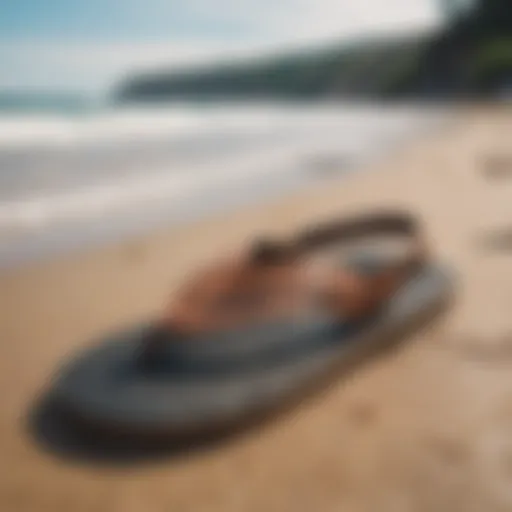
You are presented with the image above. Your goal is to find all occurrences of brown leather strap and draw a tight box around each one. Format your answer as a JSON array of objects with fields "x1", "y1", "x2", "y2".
[{"x1": 294, "y1": 210, "x2": 421, "y2": 253}]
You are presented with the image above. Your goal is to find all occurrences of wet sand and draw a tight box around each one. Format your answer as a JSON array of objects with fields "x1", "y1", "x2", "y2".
[{"x1": 1, "y1": 106, "x2": 512, "y2": 512}]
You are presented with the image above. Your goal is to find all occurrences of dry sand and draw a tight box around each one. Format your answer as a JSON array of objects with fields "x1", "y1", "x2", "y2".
[{"x1": 1, "y1": 106, "x2": 512, "y2": 512}]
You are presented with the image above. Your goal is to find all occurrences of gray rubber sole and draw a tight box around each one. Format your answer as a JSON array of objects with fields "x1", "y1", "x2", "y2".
[{"x1": 50, "y1": 258, "x2": 454, "y2": 441}]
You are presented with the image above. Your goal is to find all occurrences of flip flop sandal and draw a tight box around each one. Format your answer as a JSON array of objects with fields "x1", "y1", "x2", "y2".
[{"x1": 48, "y1": 211, "x2": 455, "y2": 441}]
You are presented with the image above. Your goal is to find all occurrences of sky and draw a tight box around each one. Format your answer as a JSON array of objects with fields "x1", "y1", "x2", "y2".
[{"x1": 0, "y1": 0, "x2": 443, "y2": 93}]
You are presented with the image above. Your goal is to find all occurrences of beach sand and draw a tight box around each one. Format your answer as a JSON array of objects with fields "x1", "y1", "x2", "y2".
[{"x1": 1, "y1": 106, "x2": 512, "y2": 512}]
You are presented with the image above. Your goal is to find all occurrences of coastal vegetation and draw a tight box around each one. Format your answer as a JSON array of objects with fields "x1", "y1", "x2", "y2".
[{"x1": 113, "y1": 0, "x2": 512, "y2": 102}]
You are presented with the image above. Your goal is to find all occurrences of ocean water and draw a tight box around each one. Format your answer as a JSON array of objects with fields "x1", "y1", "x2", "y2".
[{"x1": 0, "y1": 102, "x2": 448, "y2": 269}]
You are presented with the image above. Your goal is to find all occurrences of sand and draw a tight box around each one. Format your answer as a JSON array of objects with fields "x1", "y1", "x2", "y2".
[{"x1": 1, "y1": 106, "x2": 512, "y2": 512}]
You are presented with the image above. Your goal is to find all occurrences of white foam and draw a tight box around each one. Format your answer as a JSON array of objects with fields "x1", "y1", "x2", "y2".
[
  {"x1": 0, "y1": 103, "x2": 449, "y2": 266},
  {"x1": 0, "y1": 103, "x2": 443, "y2": 148},
  {"x1": 0, "y1": 141, "x2": 310, "y2": 229}
]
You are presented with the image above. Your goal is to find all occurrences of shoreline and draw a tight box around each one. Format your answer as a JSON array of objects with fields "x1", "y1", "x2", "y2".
[{"x1": 0, "y1": 105, "x2": 453, "y2": 271}]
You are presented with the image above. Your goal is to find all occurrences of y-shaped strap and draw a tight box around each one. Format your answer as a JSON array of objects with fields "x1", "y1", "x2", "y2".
[{"x1": 295, "y1": 209, "x2": 421, "y2": 253}]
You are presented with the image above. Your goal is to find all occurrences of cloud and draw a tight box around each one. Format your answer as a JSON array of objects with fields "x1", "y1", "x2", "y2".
[
  {"x1": 290, "y1": 0, "x2": 441, "y2": 41},
  {"x1": 0, "y1": 40, "x2": 290, "y2": 93}
]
